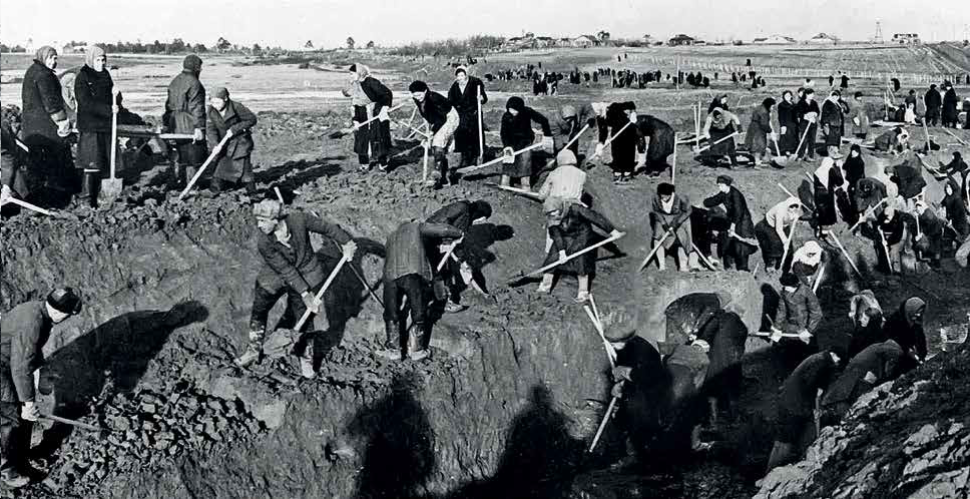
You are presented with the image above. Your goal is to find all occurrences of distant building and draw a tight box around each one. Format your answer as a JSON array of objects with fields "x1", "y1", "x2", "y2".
[
  {"x1": 61, "y1": 44, "x2": 87, "y2": 54},
  {"x1": 892, "y1": 33, "x2": 920, "y2": 45},
  {"x1": 668, "y1": 34, "x2": 696, "y2": 46},
  {"x1": 572, "y1": 35, "x2": 599, "y2": 48},
  {"x1": 752, "y1": 35, "x2": 797, "y2": 45},
  {"x1": 807, "y1": 32, "x2": 839, "y2": 44},
  {"x1": 535, "y1": 36, "x2": 555, "y2": 48},
  {"x1": 642, "y1": 35, "x2": 658, "y2": 45}
]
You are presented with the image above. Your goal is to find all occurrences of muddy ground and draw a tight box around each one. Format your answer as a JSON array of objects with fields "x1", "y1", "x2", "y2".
[{"x1": 2, "y1": 47, "x2": 970, "y2": 498}]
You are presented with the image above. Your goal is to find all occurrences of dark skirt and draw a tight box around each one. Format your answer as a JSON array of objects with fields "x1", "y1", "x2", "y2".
[
  {"x1": 454, "y1": 110, "x2": 483, "y2": 156},
  {"x1": 175, "y1": 141, "x2": 207, "y2": 166},
  {"x1": 352, "y1": 105, "x2": 392, "y2": 160},
  {"x1": 755, "y1": 219, "x2": 785, "y2": 261},
  {"x1": 709, "y1": 127, "x2": 737, "y2": 156},
  {"x1": 610, "y1": 131, "x2": 638, "y2": 174},
  {"x1": 214, "y1": 156, "x2": 253, "y2": 183},
  {"x1": 542, "y1": 231, "x2": 596, "y2": 275},
  {"x1": 76, "y1": 131, "x2": 110, "y2": 173},
  {"x1": 814, "y1": 185, "x2": 838, "y2": 226},
  {"x1": 824, "y1": 126, "x2": 842, "y2": 146},
  {"x1": 779, "y1": 122, "x2": 799, "y2": 154},
  {"x1": 502, "y1": 147, "x2": 533, "y2": 178}
]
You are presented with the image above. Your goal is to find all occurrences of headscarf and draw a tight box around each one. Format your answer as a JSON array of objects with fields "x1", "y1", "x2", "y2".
[
  {"x1": 794, "y1": 241, "x2": 823, "y2": 267},
  {"x1": 903, "y1": 297, "x2": 926, "y2": 326},
  {"x1": 762, "y1": 97, "x2": 776, "y2": 110},
  {"x1": 84, "y1": 45, "x2": 106, "y2": 70},
  {"x1": 34, "y1": 45, "x2": 57, "y2": 65},
  {"x1": 355, "y1": 64, "x2": 370, "y2": 80},
  {"x1": 556, "y1": 149, "x2": 577, "y2": 167},
  {"x1": 506, "y1": 96, "x2": 525, "y2": 113}
]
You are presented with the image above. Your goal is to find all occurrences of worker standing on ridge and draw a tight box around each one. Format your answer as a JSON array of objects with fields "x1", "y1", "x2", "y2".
[
  {"x1": 447, "y1": 66, "x2": 488, "y2": 168},
  {"x1": 235, "y1": 199, "x2": 357, "y2": 379},
  {"x1": 426, "y1": 199, "x2": 493, "y2": 312},
  {"x1": 820, "y1": 90, "x2": 845, "y2": 149},
  {"x1": 701, "y1": 175, "x2": 757, "y2": 272},
  {"x1": 163, "y1": 54, "x2": 207, "y2": 189},
  {"x1": 2, "y1": 288, "x2": 83, "y2": 489},
  {"x1": 409, "y1": 80, "x2": 460, "y2": 189},
  {"x1": 379, "y1": 219, "x2": 465, "y2": 361},
  {"x1": 346, "y1": 64, "x2": 393, "y2": 173},
  {"x1": 73, "y1": 44, "x2": 115, "y2": 208},
  {"x1": 205, "y1": 87, "x2": 257, "y2": 194},
  {"x1": 499, "y1": 96, "x2": 553, "y2": 191},
  {"x1": 21, "y1": 45, "x2": 73, "y2": 207}
]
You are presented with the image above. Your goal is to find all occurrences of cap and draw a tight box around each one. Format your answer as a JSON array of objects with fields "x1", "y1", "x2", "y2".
[
  {"x1": 47, "y1": 287, "x2": 82, "y2": 315},
  {"x1": 213, "y1": 87, "x2": 229, "y2": 100},
  {"x1": 716, "y1": 175, "x2": 733, "y2": 186}
]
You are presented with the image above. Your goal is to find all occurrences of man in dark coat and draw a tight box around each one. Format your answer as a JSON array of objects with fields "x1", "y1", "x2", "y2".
[
  {"x1": 778, "y1": 91, "x2": 799, "y2": 156},
  {"x1": 537, "y1": 203, "x2": 623, "y2": 303},
  {"x1": 205, "y1": 87, "x2": 257, "y2": 193},
  {"x1": 821, "y1": 339, "x2": 903, "y2": 425},
  {"x1": 380, "y1": 220, "x2": 464, "y2": 361},
  {"x1": 772, "y1": 272, "x2": 823, "y2": 368},
  {"x1": 941, "y1": 83, "x2": 959, "y2": 128},
  {"x1": 21, "y1": 46, "x2": 73, "y2": 206},
  {"x1": 163, "y1": 54, "x2": 207, "y2": 188},
  {"x1": 426, "y1": 200, "x2": 492, "y2": 312},
  {"x1": 882, "y1": 297, "x2": 927, "y2": 369},
  {"x1": 696, "y1": 306, "x2": 748, "y2": 422},
  {"x1": 73, "y1": 45, "x2": 114, "y2": 207},
  {"x1": 410, "y1": 80, "x2": 459, "y2": 189},
  {"x1": 795, "y1": 89, "x2": 820, "y2": 160},
  {"x1": 448, "y1": 67, "x2": 488, "y2": 168},
  {"x1": 924, "y1": 85, "x2": 942, "y2": 127},
  {"x1": 635, "y1": 114, "x2": 675, "y2": 176},
  {"x1": 820, "y1": 91, "x2": 845, "y2": 147},
  {"x1": 604, "y1": 310, "x2": 667, "y2": 462},
  {"x1": 1, "y1": 288, "x2": 82, "y2": 489},
  {"x1": 890, "y1": 153, "x2": 927, "y2": 202},
  {"x1": 702, "y1": 175, "x2": 757, "y2": 271},
  {"x1": 347, "y1": 64, "x2": 393, "y2": 172},
  {"x1": 236, "y1": 200, "x2": 357, "y2": 378},
  {"x1": 766, "y1": 348, "x2": 845, "y2": 473},
  {"x1": 500, "y1": 96, "x2": 552, "y2": 190},
  {"x1": 745, "y1": 98, "x2": 776, "y2": 165}
]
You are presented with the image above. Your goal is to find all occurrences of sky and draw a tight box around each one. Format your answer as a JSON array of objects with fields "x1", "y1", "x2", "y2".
[{"x1": 1, "y1": 0, "x2": 968, "y2": 50}]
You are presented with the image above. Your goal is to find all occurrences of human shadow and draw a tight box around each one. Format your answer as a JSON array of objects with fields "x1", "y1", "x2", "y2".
[
  {"x1": 254, "y1": 157, "x2": 344, "y2": 190},
  {"x1": 347, "y1": 372, "x2": 436, "y2": 499},
  {"x1": 448, "y1": 384, "x2": 584, "y2": 499},
  {"x1": 760, "y1": 283, "x2": 781, "y2": 332},
  {"x1": 458, "y1": 223, "x2": 515, "y2": 295},
  {"x1": 35, "y1": 301, "x2": 209, "y2": 460}
]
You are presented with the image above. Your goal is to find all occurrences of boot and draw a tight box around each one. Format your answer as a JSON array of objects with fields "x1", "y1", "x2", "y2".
[
  {"x1": 233, "y1": 327, "x2": 265, "y2": 367},
  {"x1": 408, "y1": 322, "x2": 430, "y2": 361},
  {"x1": 434, "y1": 150, "x2": 449, "y2": 189},
  {"x1": 375, "y1": 320, "x2": 403, "y2": 360},
  {"x1": 79, "y1": 171, "x2": 99, "y2": 208}
]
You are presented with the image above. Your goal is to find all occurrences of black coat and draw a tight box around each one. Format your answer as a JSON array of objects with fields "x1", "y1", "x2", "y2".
[
  {"x1": 664, "y1": 293, "x2": 723, "y2": 347},
  {"x1": 779, "y1": 351, "x2": 837, "y2": 417},
  {"x1": 697, "y1": 310, "x2": 748, "y2": 388},
  {"x1": 778, "y1": 100, "x2": 799, "y2": 153},
  {"x1": 883, "y1": 303, "x2": 927, "y2": 362},
  {"x1": 74, "y1": 65, "x2": 114, "y2": 133},
  {"x1": 415, "y1": 91, "x2": 453, "y2": 134},
  {"x1": 1, "y1": 301, "x2": 53, "y2": 402},
  {"x1": 636, "y1": 115, "x2": 675, "y2": 163},
  {"x1": 206, "y1": 100, "x2": 257, "y2": 181},
  {"x1": 543, "y1": 204, "x2": 615, "y2": 275},
  {"x1": 501, "y1": 106, "x2": 551, "y2": 150},
  {"x1": 616, "y1": 337, "x2": 666, "y2": 433},
  {"x1": 702, "y1": 187, "x2": 756, "y2": 241},
  {"x1": 891, "y1": 159, "x2": 927, "y2": 199},
  {"x1": 164, "y1": 70, "x2": 206, "y2": 134},
  {"x1": 822, "y1": 340, "x2": 903, "y2": 419},
  {"x1": 22, "y1": 60, "x2": 68, "y2": 145},
  {"x1": 447, "y1": 77, "x2": 487, "y2": 155},
  {"x1": 942, "y1": 88, "x2": 959, "y2": 122}
]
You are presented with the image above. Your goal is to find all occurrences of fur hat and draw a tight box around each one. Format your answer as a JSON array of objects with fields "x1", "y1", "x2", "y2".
[
  {"x1": 47, "y1": 287, "x2": 82, "y2": 315},
  {"x1": 183, "y1": 54, "x2": 203, "y2": 73}
]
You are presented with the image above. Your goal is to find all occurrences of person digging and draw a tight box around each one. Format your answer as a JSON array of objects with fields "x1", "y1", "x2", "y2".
[
  {"x1": 2, "y1": 288, "x2": 83, "y2": 489},
  {"x1": 426, "y1": 200, "x2": 493, "y2": 313},
  {"x1": 205, "y1": 86, "x2": 257, "y2": 194},
  {"x1": 378, "y1": 219, "x2": 465, "y2": 361},
  {"x1": 235, "y1": 199, "x2": 357, "y2": 379},
  {"x1": 409, "y1": 80, "x2": 460, "y2": 189},
  {"x1": 649, "y1": 182, "x2": 698, "y2": 272}
]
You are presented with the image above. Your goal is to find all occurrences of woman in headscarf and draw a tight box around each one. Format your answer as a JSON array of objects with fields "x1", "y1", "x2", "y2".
[
  {"x1": 777, "y1": 91, "x2": 799, "y2": 156},
  {"x1": 813, "y1": 146, "x2": 846, "y2": 235},
  {"x1": 840, "y1": 144, "x2": 866, "y2": 226},
  {"x1": 447, "y1": 66, "x2": 488, "y2": 168},
  {"x1": 346, "y1": 64, "x2": 393, "y2": 172},
  {"x1": 942, "y1": 178, "x2": 970, "y2": 240},
  {"x1": 791, "y1": 240, "x2": 823, "y2": 286},
  {"x1": 707, "y1": 94, "x2": 730, "y2": 114},
  {"x1": 883, "y1": 297, "x2": 927, "y2": 368},
  {"x1": 701, "y1": 108, "x2": 742, "y2": 168},
  {"x1": 74, "y1": 45, "x2": 115, "y2": 207},
  {"x1": 755, "y1": 196, "x2": 802, "y2": 273},
  {"x1": 745, "y1": 97, "x2": 776, "y2": 166},
  {"x1": 500, "y1": 96, "x2": 551, "y2": 190},
  {"x1": 21, "y1": 45, "x2": 73, "y2": 206},
  {"x1": 941, "y1": 82, "x2": 959, "y2": 128}
]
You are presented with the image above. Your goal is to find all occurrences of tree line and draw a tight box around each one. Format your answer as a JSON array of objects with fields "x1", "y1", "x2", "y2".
[{"x1": 0, "y1": 38, "x2": 288, "y2": 56}]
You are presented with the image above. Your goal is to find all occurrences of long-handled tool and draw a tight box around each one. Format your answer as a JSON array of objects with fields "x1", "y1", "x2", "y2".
[
  {"x1": 589, "y1": 121, "x2": 635, "y2": 160},
  {"x1": 456, "y1": 142, "x2": 542, "y2": 175},
  {"x1": 331, "y1": 240, "x2": 384, "y2": 309},
  {"x1": 477, "y1": 86, "x2": 485, "y2": 165},
  {"x1": 813, "y1": 262, "x2": 826, "y2": 293},
  {"x1": 794, "y1": 122, "x2": 814, "y2": 159},
  {"x1": 827, "y1": 230, "x2": 863, "y2": 277},
  {"x1": 508, "y1": 232, "x2": 625, "y2": 284},
  {"x1": 691, "y1": 243, "x2": 717, "y2": 270},
  {"x1": 178, "y1": 131, "x2": 233, "y2": 200},
  {"x1": 639, "y1": 230, "x2": 672, "y2": 271},
  {"x1": 671, "y1": 132, "x2": 679, "y2": 184},
  {"x1": 41, "y1": 413, "x2": 106, "y2": 433},
  {"x1": 328, "y1": 103, "x2": 406, "y2": 139},
  {"x1": 780, "y1": 219, "x2": 799, "y2": 272},
  {"x1": 295, "y1": 252, "x2": 351, "y2": 331},
  {"x1": 589, "y1": 390, "x2": 620, "y2": 453},
  {"x1": 101, "y1": 90, "x2": 124, "y2": 199},
  {"x1": 695, "y1": 132, "x2": 740, "y2": 154},
  {"x1": 941, "y1": 127, "x2": 969, "y2": 146},
  {"x1": 583, "y1": 305, "x2": 617, "y2": 368},
  {"x1": 0, "y1": 197, "x2": 54, "y2": 217},
  {"x1": 542, "y1": 124, "x2": 591, "y2": 170},
  {"x1": 436, "y1": 237, "x2": 463, "y2": 273},
  {"x1": 486, "y1": 182, "x2": 542, "y2": 200},
  {"x1": 847, "y1": 198, "x2": 888, "y2": 233}
]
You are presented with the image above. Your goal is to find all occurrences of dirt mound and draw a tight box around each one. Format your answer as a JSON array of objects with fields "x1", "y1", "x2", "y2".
[{"x1": 755, "y1": 341, "x2": 970, "y2": 499}]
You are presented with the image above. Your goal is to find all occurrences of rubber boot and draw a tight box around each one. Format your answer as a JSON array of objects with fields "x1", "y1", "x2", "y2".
[
  {"x1": 234, "y1": 327, "x2": 265, "y2": 367},
  {"x1": 376, "y1": 320, "x2": 403, "y2": 360},
  {"x1": 79, "y1": 171, "x2": 100, "y2": 208},
  {"x1": 408, "y1": 322, "x2": 430, "y2": 361},
  {"x1": 434, "y1": 149, "x2": 449, "y2": 189}
]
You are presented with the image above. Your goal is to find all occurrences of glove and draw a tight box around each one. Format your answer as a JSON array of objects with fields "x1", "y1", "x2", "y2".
[
  {"x1": 558, "y1": 250, "x2": 568, "y2": 262},
  {"x1": 378, "y1": 107, "x2": 390, "y2": 122},
  {"x1": 193, "y1": 128, "x2": 204, "y2": 142},
  {"x1": 610, "y1": 229, "x2": 625, "y2": 239},
  {"x1": 502, "y1": 147, "x2": 515, "y2": 164},
  {"x1": 611, "y1": 381, "x2": 625, "y2": 399},
  {"x1": 1, "y1": 184, "x2": 11, "y2": 204},
  {"x1": 594, "y1": 143, "x2": 605, "y2": 157},
  {"x1": 21, "y1": 401, "x2": 39, "y2": 422},
  {"x1": 542, "y1": 136, "x2": 554, "y2": 154},
  {"x1": 863, "y1": 371, "x2": 878, "y2": 384},
  {"x1": 55, "y1": 119, "x2": 72, "y2": 138},
  {"x1": 301, "y1": 292, "x2": 323, "y2": 315},
  {"x1": 770, "y1": 132, "x2": 779, "y2": 141},
  {"x1": 770, "y1": 329, "x2": 783, "y2": 343},
  {"x1": 780, "y1": 126, "x2": 787, "y2": 135},
  {"x1": 342, "y1": 240, "x2": 358, "y2": 260},
  {"x1": 612, "y1": 366, "x2": 633, "y2": 382},
  {"x1": 628, "y1": 111, "x2": 638, "y2": 124},
  {"x1": 797, "y1": 329, "x2": 813, "y2": 345}
]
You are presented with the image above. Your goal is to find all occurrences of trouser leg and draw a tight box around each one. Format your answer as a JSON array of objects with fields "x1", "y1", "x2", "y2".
[
  {"x1": 0, "y1": 402, "x2": 29, "y2": 474},
  {"x1": 399, "y1": 275, "x2": 428, "y2": 353}
]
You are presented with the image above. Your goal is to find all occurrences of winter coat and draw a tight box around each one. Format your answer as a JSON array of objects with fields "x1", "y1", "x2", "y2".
[
  {"x1": 847, "y1": 101, "x2": 870, "y2": 136},
  {"x1": 501, "y1": 106, "x2": 551, "y2": 150},
  {"x1": 854, "y1": 177, "x2": 888, "y2": 214},
  {"x1": 552, "y1": 103, "x2": 598, "y2": 151},
  {"x1": 650, "y1": 193, "x2": 692, "y2": 249},
  {"x1": 820, "y1": 99, "x2": 844, "y2": 130},
  {"x1": 415, "y1": 91, "x2": 454, "y2": 134},
  {"x1": 447, "y1": 77, "x2": 486, "y2": 156},
  {"x1": 702, "y1": 187, "x2": 756, "y2": 242},
  {"x1": 543, "y1": 204, "x2": 616, "y2": 275},
  {"x1": 822, "y1": 340, "x2": 903, "y2": 418},
  {"x1": 384, "y1": 221, "x2": 463, "y2": 283},
  {"x1": 74, "y1": 65, "x2": 114, "y2": 133},
  {"x1": 663, "y1": 344, "x2": 710, "y2": 421},
  {"x1": 942, "y1": 88, "x2": 959, "y2": 122},
  {"x1": 616, "y1": 337, "x2": 666, "y2": 427},
  {"x1": 206, "y1": 100, "x2": 257, "y2": 181},
  {"x1": 814, "y1": 158, "x2": 845, "y2": 226},
  {"x1": 256, "y1": 212, "x2": 353, "y2": 294},
  {"x1": 890, "y1": 158, "x2": 927, "y2": 199},
  {"x1": 697, "y1": 310, "x2": 748, "y2": 388},
  {"x1": 164, "y1": 70, "x2": 206, "y2": 134},
  {"x1": 427, "y1": 201, "x2": 484, "y2": 233},
  {"x1": 874, "y1": 129, "x2": 900, "y2": 152},
  {"x1": 664, "y1": 293, "x2": 725, "y2": 347},
  {"x1": 779, "y1": 351, "x2": 837, "y2": 418},
  {"x1": 538, "y1": 164, "x2": 586, "y2": 214},
  {"x1": 943, "y1": 182, "x2": 970, "y2": 238},
  {"x1": 775, "y1": 283, "x2": 823, "y2": 335},
  {"x1": 745, "y1": 105, "x2": 772, "y2": 154},
  {"x1": 22, "y1": 59, "x2": 68, "y2": 146},
  {"x1": 636, "y1": 115, "x2": 675, "y2": 163},
  {"x1": 883, "y1": 300, "x2": 927, "y2": 362},
  {"x1": 1, "y1": 301, "x2": 53, "y2": 403},
  {"x1": 778, "y1": 100, "x2": 799, "y2": 153},
  {"x1": 924, "y1": 89, "x2": 942, "y2": 117},
  {"x1": 359, "y1": 77, "x2": 393, "y2": 117}
]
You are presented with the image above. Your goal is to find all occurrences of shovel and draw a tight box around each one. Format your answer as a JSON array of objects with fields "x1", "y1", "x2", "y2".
[{"x1": 101, "y1": 90, "x2": 123, "y2": 199}]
